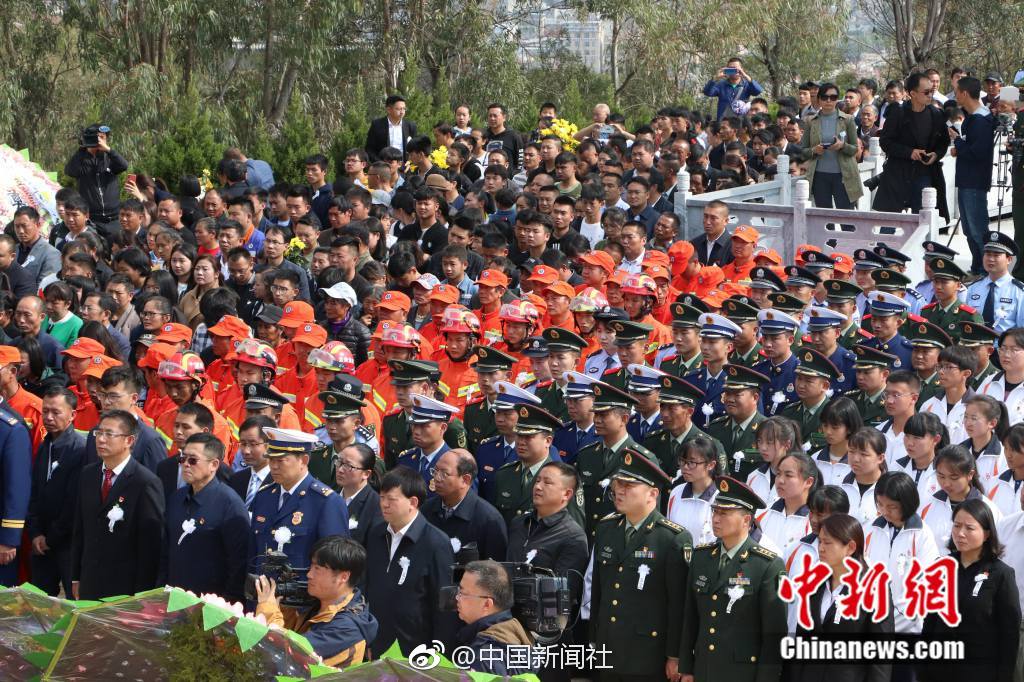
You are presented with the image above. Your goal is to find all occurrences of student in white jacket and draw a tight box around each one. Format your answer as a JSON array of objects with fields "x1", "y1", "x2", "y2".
[
  {"x1": 747, "y1": 416, "x2": 801, "y2": 511},
  {"x1": 988, "y1": 423, "x2": 1024, "y2": 517},
  {"x1": 875, "y1": 370, "x2": 920, "y2": 467},
  {"x1": 921, "y1": 444, "x2": 1002, "y2": 554},
  {"x1": 810, "y1": 397, "x2": 860, "y2": 486},
  {"x1": 892, "y1": 412, "x2": 946, "y2": 503},
  {"x1": 918, "y1": 345, "x2": 978, "y2": 445},
  {"x1": 863, "y1": 471, "x2": 940, "y2": 634},
  {"x1": 665, "y1": 437, "x2": 719, "y2": 545},
  {"x1": 840, "y1": 426, "x2": 888, "y2": 525},
  {"x1": 757, "y1": 452, "x2": 817, "y2": 559},
  {"x1": 962, "y1": 395, "x2": 1009, "y2": 492},
  {"x1": 976, "y1": 327, "x2": 1024, "y2": 426}
]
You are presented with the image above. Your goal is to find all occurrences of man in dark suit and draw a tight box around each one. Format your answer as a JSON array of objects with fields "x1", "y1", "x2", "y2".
[
  {"x1": 70, "y1": 409, "x2": 164, "y2": 600},
  {"x1": 155, "y1": 402, "x2": 232, "y2": 503},
  {"x1": 28, "y1": 387, "x2": 87, "y2": 596},
  {"x1": 422, "y1": 449, "x2": 508, "y2": 562},
  {"x1": 364, "y1": 94, "x2": 417, "y2": 161},
  {"x1": 364, "y1": 466, "x2": 456, "y2": 656},
  {"x1": 84, "y1": 365, "x2": 167, "y2": 472},
  {"x1": 227, "y1": 415, "x2": 274, "y2": 509},
  {"x1": 162, "y1": 433, "x2": 249, "y2": 602},
  {"x1": 690, "y1": 199, "x2": 734, "y2": 266}
]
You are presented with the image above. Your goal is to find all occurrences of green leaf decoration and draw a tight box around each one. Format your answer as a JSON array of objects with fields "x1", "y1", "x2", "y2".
[
  {"x1": 234, "y1": 617, "x2": 269, "y2": 652},
  {"x1": 275, "y1": 677, "x2": 304, "y2": 682},
  {"x1": 51, "y1": 613, "x2": 71, "y2": 632},
  {"x1": 166, "y1": 589, "x2": 202, "y2": 613},
  {"x1": 30, "y1": 632, "x2": 63, "y2": 650},
  {"x1": 437, "y1": 653, "x2": 456, "y2": 669},
  {"x1": 381, "y1": 639, "x2": 403, "y2": 659},
  {"x1": 99, "y1": 594, "x2": 130, "y2": 602},
  {"x1": 22, "y1": 651, "x2": 52, "y2": 669},
  {"x1": 282, "y1": 629, "x2": 315, "y2": 655},
  {"x1": 308, "y1": 663, "x2": 336, "y2": 677},
  {"x1": 18, "y1": 583, "x2": 47, "y2": 595},
  {"x1": 466, "y1": 672, "x2": 498, "y2": 681},
  {"x1": 201, "y1": 602, "x2": 233, "y2": 631}
]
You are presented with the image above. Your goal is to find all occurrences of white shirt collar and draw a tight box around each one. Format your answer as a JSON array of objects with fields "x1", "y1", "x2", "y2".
[
  {"x1": 105, "y1": 457, "x2": 131, "y2": 477},
  {"x1": 281, "y1": 473, "x2": 308, "y2": 497}
]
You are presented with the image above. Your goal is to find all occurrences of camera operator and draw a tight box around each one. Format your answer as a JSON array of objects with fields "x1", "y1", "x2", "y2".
[
  {"x1": 949, "y1": 76, "x2": 996, "y2": 275},
  {"x1": 64, "y1": 124, "x2": 128, "y2": 228},
  {"x1": 255, "y1": 536, "x2": 378, "y2": 668},
  {"x1": 455, "y1": 559, "x2": 535, "y2": 676}
]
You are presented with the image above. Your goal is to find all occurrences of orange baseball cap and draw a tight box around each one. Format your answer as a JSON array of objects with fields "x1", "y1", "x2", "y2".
[
  {"x1": 704, "y1": 289, "x2": 729, "y2": 308},
  {"x1": 155, "y1": 323, "x2": 193, "y2": 344},
  {"x1": 643, "y1": 264, "x2": 671, "y2": 281},
  {"x1": 83, "y1": 355, "x2": 123, "y2": 380},
  {"x1": 372, "y1": 320, "x2": 395, "y2": 340},
  {"x1": 208, "y1": 315, "x2": 251, "y2": 339},
  {"x1": 580, "y1": 251, "x2": 615, "y2": 275},
  {"x1": 477, "y1": 269, "x2": 510, "y2": 288},
  {"x1": 279, "y1": 302, "x2": 316, "y2": 328},
  {"x1": 61, "y1": 337, "x2": 106, "y2": 359},
  {"x1": 754, "y1": 248, "x2": 783, "y2": 266},
  {"x1": 0, "y1": 346, "x2": 20, "y2": 364},
  {"x1": 721, "y1": 282, "x2": 751, "y2": 298},
  {"x1": 292, "y1": 323, "x2": 328, "y2": 347},
  {"x1": 696, "y1": 265, "x2": 725, "y2": 289},
  {"x1": 527, "y1": 265, "x2": 559, "y2": 286},
  {"x1": 606, "y1": 270, "x2": 628, "y2": 287},
  {"x1": 731, "y1": 224, "x2": 761, "y2": 243},
  {"x1": 830, "y1": 252, "x2": 854, "y2": 275},
  {"x1": 795, "y1": 244, "x2": 822, "y2": 265},
  {"x1": 526, "y1": 293, "x2": 548, "y2": 317},
  {"x1": 668, "y1": 241, "x2": 696, "y2": 278},
  {"x1": 139, "y1": 342, "x2": 180, "y2": 370},
  {"x1": 378, "y1": 290, "x2": 412, "y2": 313},
  {"x1": 543, "y1": 281, "x2": 576, "y2": 299},
  {"x1": 428, "y1": 284, "x2": 460, "y2": 305},
  {"x1": 642, "y1": 250, "x2": 670, "y2": 268}
]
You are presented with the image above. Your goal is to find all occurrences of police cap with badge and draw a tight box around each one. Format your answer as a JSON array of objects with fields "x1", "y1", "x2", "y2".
[
  {"x1": 871, "y1": 268, "x2": 912, "y2": 292},
  {"x1": 563, "y1": 370, "x2": 599, "y2": 399},
  {"x1": 493, "y1": 380, "x2": 543, "y2": 410},
  {"x1": 409, "y1": 393, "x2": 460, "y2": 423},
  {"x1": 868, "y1": 291, "x2": 910, "y2": 316},
  {"x1": 757, "y1": 308, "x2": 800, "y2": 335},
  {"x1": 874, "y1": 244, "x2": 911, "y2": 267},
  {"x1": 675, "y1": 294, "x2": 710, "y2": 312},
  {"x1": 749, "y1": 266, "x2": 785, "y2": 292},
  {"x1": 522, "y1": 336, "x2": 550, "y2": 358},
  {"x1": 984, "y1": 230, "x2": 1019, "y2": 257},
  {"x1": 389, "y1": 359, "x2": 439, "y2": 385},
  {"x1": 806, "y1": 306, "x2": 846, "y2": 330},
  {"x1": 783, "y1": 265, "x2": 821, "y2": 288},
  {"x1": 244, "y1": 383, "x2": 290, "y2": 411},
  {"x1": 320, "y1": 375, "x2": 367, "y2": 418},
  {"x1": 802, "y1": 250, "x2": 836, "y2": 273},
  {"x1": 475, "y1": 346, "x2": 516, "y2": 373},
  {"x1": 543, "y1": 327, "x2": 587, "y2": 353},
  {"x1": 853, "y1": 249, "x2": 887, "y2": 271},
  {"x1": 700, "y1": 313, "x2": 741, "y2": 340},
  {"x1": 264, "y1": 426, "x2": 321, "y2": 458},
  {"x1": 923, "y1": 241, "x2": 958, "y2": 261},
  {"x1": 513, "y1": 403, "x2": 563, "y2": 435}
]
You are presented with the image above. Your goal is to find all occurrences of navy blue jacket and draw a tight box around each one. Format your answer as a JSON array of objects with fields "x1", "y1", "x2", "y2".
[
  {"x1": 28, "y1": 425, "x2": 87, "y2": 550},
  {"x1": 344, "y1": 484, "x2": 382, "y2": 547},
  {"x1": 162, "y1": 477, "x2": 250, "y2": 602},
  {"x1": 422, "y1": 488, "x2": 508, "y2": 562},
  {"x1": 953, "y1": 109, "x2": 996, "y2": 190}
]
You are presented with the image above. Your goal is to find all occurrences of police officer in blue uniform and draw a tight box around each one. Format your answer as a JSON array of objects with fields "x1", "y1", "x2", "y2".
[
  {"x1": 552, "y1": 371, "x2": 600, "y2": 464},
  {"x1": 853, "y1": 248, "x2": 888, "y2": 318},
  {"x1": 394, "y1": 394, "x2": 460, "y2": 489},
  {"x1": 164, "y1": 433, "x2": 250, "y2": 602},
  {"x1": 753, "y1": 308, "x2": 801, "y2": 415},
  {"x1": 248, "y1": 427, "x2": 350, "y2": 576},
  {"x1": 860, "y1": 291, "x2": 913, "y2": 370},
  {"x1": 801, "y1": 250, "x2": 836, "y2": 306},
  {"x1": 964, "y1": 230, "x2": 1024, "y2": 332},
  {"x1": 584, "y1": 307, "x2": 628, "y2": 378},
  {"x1": 0, "y1": 394, "x2": 30, "y2": 586},
  {"x1": 626, "y1": 363, "x2": 665, "y2": 442},
  {"x1": 685, "y1": 313, "x2": 741, "y2": 428},
  {"x1": 476, "y1": 381, "x2": 546, "y2": 502},
  {"x1": 805, "y1": 306, "x2": 857, "y2": 394},
  {"x1": 768, "y1": 292, "x2": 811, "y2": 342},
  {"x1": 520, "y1": 336, "x2": 550, "y2": 392}
]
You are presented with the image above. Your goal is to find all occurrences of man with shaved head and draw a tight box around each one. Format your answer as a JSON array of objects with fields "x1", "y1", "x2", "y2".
[
  {"x1": 422, "y1": 448, "x2": 508, "y2": 561},
  {"x1": 14, "y1": 296, "x2": 61, "y2": 369}
]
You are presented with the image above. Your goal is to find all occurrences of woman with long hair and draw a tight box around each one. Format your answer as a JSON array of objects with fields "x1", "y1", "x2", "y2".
[
  {"x1": 921, "y1": 444, "x2": 1002, "y2": 553},
  {"x1": 787, "y1": 513, "x2": 893, "y2": 682},
  {"x1": 918, "y1": 499, "x2": 1021, "y2": 682},
  {"x1": 758, "y1": 452, "x2": 821, "y2": 558},
  {"x1": 748, "y1": 416, "x2": 803, "y2": 509},
  {"x1": 840, "y1": 427, "x2": 888, "y2": 524},
  {"x1": 895, "y1": 411, "x2": 947, "y2": 502},
  {"x1": 961, "y1": 394, "x2": 1009, "y2": 491},
  {"x1": 177, "y1": 254, "x2": 223, "y2": 328},
  {"x1": 167, "y1": 242, "x2": 198, "y2": 298}
]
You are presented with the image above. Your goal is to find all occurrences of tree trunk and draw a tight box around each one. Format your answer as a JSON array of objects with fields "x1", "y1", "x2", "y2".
[
  {"x1": 610, "y1": 14, "x2": 620, "y2": 96},
  {"x1": 261, "y1": 2, "x2": 275, "y2": 120},
  {"x1": 269, "y1": 61, "x2": 299, "y2": 127}
]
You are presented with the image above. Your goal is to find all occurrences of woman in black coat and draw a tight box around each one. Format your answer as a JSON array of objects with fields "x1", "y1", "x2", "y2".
[
  {"x1": 918, "y1": 498, "x2": 1021, "y2": 682},
  {"x1": 872, "y1": 72, "x2": 950, "y2": 222},
  {"x1": 335, "y1": 443, "x2": 382, "y2": 547},
  {"x1": 786, "y1": 513, "x2": 893, "y2": 682}
]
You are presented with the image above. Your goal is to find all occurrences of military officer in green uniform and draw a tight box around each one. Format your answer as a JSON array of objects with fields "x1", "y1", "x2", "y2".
[
  {"x1": 534, "y1": 327, "x2": 588, "y2": 422},
  {"x1": 824, "y1": 279, "x2": 874, "y2": 350},
  {"x1": 705, "y1": 365, "x2": 769, "y2": 482},
  {"x1": 590, "y1": 449, "x2": 692, "y2": 681},
  {"x1": 311, "y1": 377, "x2": 384, "y2": 487},
  {"x1": 723, "y1": 297, "x2": 762, "y2": 368},
  {"x1": 462, "y1": 346, "x2": 516, "y2": 449},
  {"x1": 872, "y1": 266, "x2": 924, "y2": 315},
  {"x1": 767, "y1": 292, "x2": 809, "y2": 351},
  {"x1": 491, "y1": 403, "x2": 584, "y2": 528},
  {"x1": 907, "y1": 319, "x2": 952, "y2": 408},
  {"x1": 778, "y1": 348, "x2": 840, "y2": 449},
  {"x1": 845, "y1": 345, "x2": 894, "y2": 426},
  {"x1": 381, "y1": 359, "x2": 467, "y2": 468},
  {"x1": 678, "y1": 476, "x2": 787, "y2": 682},
  {"x1": 659, "y1": 302, "x2": 704, "y2": 378},
  {"x1": 575, "y1": 381, "x2": 657, "y2": 544},
  {"x1": 601, "y1": 320, "x2": 653, "y2": 392},
  {"x1": 643, "y1": 374, "x2": 726, "y2": 474},
  {"x1": 919, "y1": 256, "x2": 982, "y2": 343},
  {"x1": 960, "y1": 321, "x2": 1000, "y2": 390},
  {"x1": 747, "y1": 266, "x2": 786, "y2": 309}
]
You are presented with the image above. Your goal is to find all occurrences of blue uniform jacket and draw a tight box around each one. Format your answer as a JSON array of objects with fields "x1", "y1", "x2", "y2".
[
  {"x1": 827, "y1": 346, "x2": 857, "y2": 394},
  {"x1": 861, "y1": 332, "x2": 913, "y2": 370},
  {"x1": 476, "y1": 437, "x2": 562, "y2": 505},
  {"x1": 163, "y1": 477, "x2": 250, "y2": 602},
  {"x1": 395, "y1": 442, "x2": 451, "y2": 491},
  {"x1": 552, "y1": 421, "x2": 599, "y2": 465},
  {"x1": 248, "y1": 474, "x2": 349, "y2": 574},
  {"x1": 754, "y1": 353, "x2": 800, "y2": 415},
  {"x1": 685, "y1": 367, "x2": 726, "y2": 428},
  {"x1": 0, "y1": 401, "x2": 31, "y2": 557},
  {"x1": 627, "y1": 411, "x2": 662, "y2": 443}
]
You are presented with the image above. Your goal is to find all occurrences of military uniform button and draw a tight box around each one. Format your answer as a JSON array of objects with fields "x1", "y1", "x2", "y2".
[
  {"x1": 711, "y1": 611, "x2": 716, "y2": 617},
  {"x1": 712, "y1": 594, "x2": 717, "y2": 601},
  {"x1": 612, "y1": 599, "x2": 618, "y2": 606},
  {"x1": 751, "y1": 656, "x2": 757, "y2": 662},
  {"x1": 709, "y1": 644, "x2": 715, "y2": 651},
  {"x1": 593, "y1": 514, "x2": 599, "y2": 519},
  {"x1": 614, "y1": 583, "x2": 620, "y2": 589},
  {"x1": 618, "y1": 567, "x2": 623, "y2": 572},
  {"x1": 709, "y1": 628, "x2": 715, "y2": 634},
  {"x1": 651, "y1": 631, "x2": 657, "y2": 637},
  {"x1": 610, "y1": 616, "x2": 616, "y2": 622}
]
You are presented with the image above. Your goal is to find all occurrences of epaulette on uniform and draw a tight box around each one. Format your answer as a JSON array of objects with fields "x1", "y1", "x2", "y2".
[
  {"x1": 857, "y1": 328, "x2": 874, "y2": 338},
  {"x1": 709, "y1": 415, "x2": 730, "y2": 426},
  {"x1": 751, "y1": 544, "x2": 779, "y2": 560},
  {"x1": 603, "y1": 367, "x2": 619, "y2": 376},
  {"x1": 356, "y1": 424, "x2": 375, "y2": 439},
  {"x1": 907, "y1": 289, "x2": 923, "y2": 300},
  {"x1": 578, "y1": 440, "x2": 602, "y2": 453},
  {"x1": 398, "y1": 447, "x2": 417, "y2": 459},
  {"x1": 907, "y1": 313, "x2": 925, "y2": 323},
  {"x1": 694, "y1": 542, "x2": 718, "y2": 551},
  {"x1": 1012, "y1": 278, "x2": 1024, "y2": 290},
  {"x1": 799, "y1": 532, "x2": 816, "y2": 544},
  {"x1": 657, "y1": 342, "x2": 674, "y2": 351},
  {"x1": 257, "y1": 482, "x2": 276, "y2": 493},
  {"x1": 497, "y1": 459, "x2": 521, "y2": 471},
  {"x1": 384, "y1": 405, "x2": 404, "y2": 417},
  {"x1": 598, "y1": 512, "x2": 623, "y2": 523},
  {"x1": 466, "y1": 394, "x2": 485, "y2": 406},
  {"x1": 922, "y1": 302, "x2": 937, "y2": 310},
  {"x1": 657, "y1": 517, "x2": 685, "y2": 532},
  {"x1": 560, "y1": 420, "x2": 573, "y2": 429},
  {"x1": 480, "y1": 434, "x2": 502, "y2": 445},
  {"x1": 960, "y1": 304, "x2": 977, "y2": 313},
  {"x1": 310, "y1": 479, "x2": 335, "y2": 496}
]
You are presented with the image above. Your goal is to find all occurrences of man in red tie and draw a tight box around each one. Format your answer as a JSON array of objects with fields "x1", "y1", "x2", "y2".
[{"x1": 70, "y1": 409, "x2": 164, "y2": 599}]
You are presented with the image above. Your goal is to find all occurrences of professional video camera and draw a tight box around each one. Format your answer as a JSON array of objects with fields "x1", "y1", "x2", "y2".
[
  {"x1": 439, "y1": 562, "x2": 572, "y2": 644},
  {"x1": 244, "y1": 551, "x2": 315, "y2": 608}
]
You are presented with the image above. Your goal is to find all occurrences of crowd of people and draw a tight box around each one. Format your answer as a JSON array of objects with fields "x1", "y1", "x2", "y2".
[{"x1": 0, "y1": 61, "x2": 1021, "y2": 682}]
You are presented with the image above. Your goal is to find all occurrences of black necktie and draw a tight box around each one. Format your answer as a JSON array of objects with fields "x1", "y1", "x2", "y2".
[{"x1": 983, "y1": 281, "x2": 996, "y2": 326}]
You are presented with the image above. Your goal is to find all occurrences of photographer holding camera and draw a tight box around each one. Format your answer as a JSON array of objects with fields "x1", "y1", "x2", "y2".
[
  {"x1": 255, "y1": 536, "x2": 378, "y2": 668},
  {"x1": 64, "y1": 124, "x2": 128, "y2": 228},
  {"x1": 455, "y1": 559, "x2": 535, "y2": 676}
]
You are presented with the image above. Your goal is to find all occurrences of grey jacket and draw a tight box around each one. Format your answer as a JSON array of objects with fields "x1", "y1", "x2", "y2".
[{"x1": 17, "y1": 238, "x2": 61, "y2": 286}]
